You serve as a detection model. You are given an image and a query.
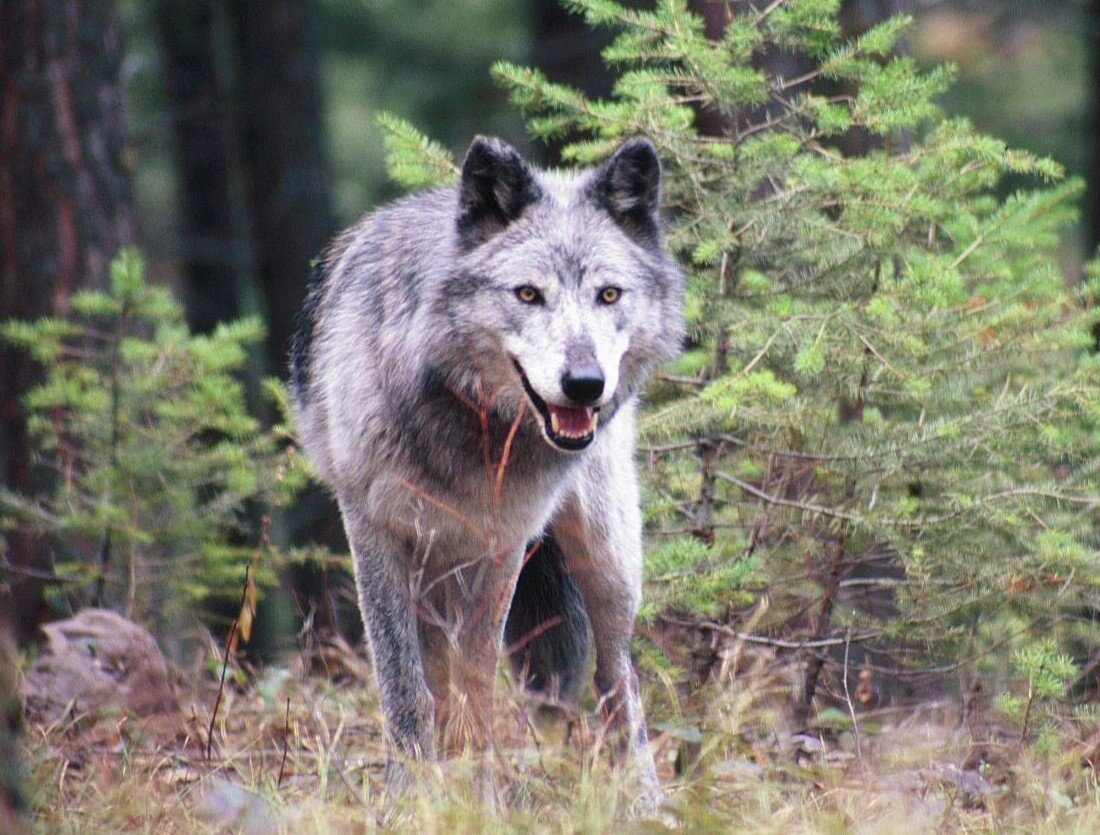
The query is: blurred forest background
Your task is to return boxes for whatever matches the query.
[3,0,1095,648]
[2,0,1100,828]
[0,0,1095,734]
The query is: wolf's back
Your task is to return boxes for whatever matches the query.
[289,188,457,409]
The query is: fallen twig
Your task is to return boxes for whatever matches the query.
[206,565,251,761]
[277,697,291,789]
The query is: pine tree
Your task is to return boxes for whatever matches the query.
[386,0,1100,711]
[1,249,307,635]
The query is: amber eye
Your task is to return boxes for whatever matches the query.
[515,285,543,305]
[598,286,622,305]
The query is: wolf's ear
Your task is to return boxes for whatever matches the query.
[457,136,541,249]
[592,138,662,245]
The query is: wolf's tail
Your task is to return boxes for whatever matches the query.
[504,532,590,706]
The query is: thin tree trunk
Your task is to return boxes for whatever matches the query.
[1088,0,1100,349]
[683,0,908,720]
[796,538,847,724]
[836,0,910,156]
[226,0,335,375]
[0,630,24,832]
[226,0,343,636]
[0,0,136,642]
[531,0,613,163]
[1091,0,1100,256]
[155,0,242,333]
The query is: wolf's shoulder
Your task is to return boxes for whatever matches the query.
[290,187,457,403]
[331,187,457,269]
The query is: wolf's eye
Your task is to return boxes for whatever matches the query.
[597,286,622,305]
[515,285,543,305]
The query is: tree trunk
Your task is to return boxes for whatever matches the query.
[226,0,335,376]
[530,0,613,164]
[1091,0,1100,257]
[837,0,909,156]
[1089,0,1100,349]
[0,631,24,832]
[0,0,136,643]
[155,0,242,334]
[226,0,344,638]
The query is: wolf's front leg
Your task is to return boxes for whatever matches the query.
[338,500,436,779]
[445,547,525,754]
[553,448,661,797]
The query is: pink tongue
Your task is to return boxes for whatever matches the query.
[548,404,594,434]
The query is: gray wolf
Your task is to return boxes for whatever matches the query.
[290,136,683,797]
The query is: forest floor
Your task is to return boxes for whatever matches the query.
[21,634,1100,834]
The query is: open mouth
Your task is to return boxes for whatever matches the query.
[512,361,599,452]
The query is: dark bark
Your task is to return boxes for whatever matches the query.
[1092,0,1100,256]
[226,0,344,637]
[155,0,242,333]
[691,441,720,545]
[796,539,847,725]
[836,0,910,157]
[841,0,907,31]
[0,0,136,642]
[530,0,613,164]
[226,0,335,376]
[1089,0,1100,349]
[688,0,908,140]
[0,631,24,833]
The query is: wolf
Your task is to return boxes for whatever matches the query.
[290,135,683,797]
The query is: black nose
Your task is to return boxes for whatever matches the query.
[561,365,605,405]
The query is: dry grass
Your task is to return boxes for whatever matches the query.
[21,641,1100,834]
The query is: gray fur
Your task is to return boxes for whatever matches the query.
[291,136,683,798]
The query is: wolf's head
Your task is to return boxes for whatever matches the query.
[440,136,684,453]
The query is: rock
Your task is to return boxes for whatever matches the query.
[22,609,178,724]
[938,762,993,806]
[788,730,827,758]
[710,758,765,781]
[194,776,278,834]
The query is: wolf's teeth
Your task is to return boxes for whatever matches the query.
[547,408,599,440]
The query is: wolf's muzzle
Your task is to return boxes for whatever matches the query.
[512,360,600,452]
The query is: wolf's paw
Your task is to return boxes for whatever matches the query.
[629,785,678,828]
